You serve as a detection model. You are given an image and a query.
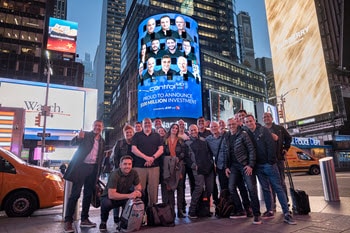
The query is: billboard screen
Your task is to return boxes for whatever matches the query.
[0,78,97,140]
[265,0,333,122]
[47,17,78,53]
[209,90,255,123]
[137,13,202,120]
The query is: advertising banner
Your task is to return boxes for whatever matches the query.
[137,13,202,120]
[47,17,78,53]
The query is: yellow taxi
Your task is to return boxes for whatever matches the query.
[285,146,321,175]
[0,148,64,217]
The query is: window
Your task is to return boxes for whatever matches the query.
[0,156,16,174]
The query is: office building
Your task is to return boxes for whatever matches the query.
[237,11,255,69]
[0,0,84,86]
[95,0,126,126]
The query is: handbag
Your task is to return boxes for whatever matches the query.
[146,203,175,227]
[91,179,105,208]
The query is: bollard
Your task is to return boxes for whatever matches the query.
[319,157,340,202]
[62,180,80,220]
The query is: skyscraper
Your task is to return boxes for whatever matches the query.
[95,0,126,126]
[237,11,255,69]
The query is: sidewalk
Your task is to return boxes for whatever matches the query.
[1,196,350,233]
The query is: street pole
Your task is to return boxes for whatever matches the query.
[280,88,298,128]
[40,51,52,167]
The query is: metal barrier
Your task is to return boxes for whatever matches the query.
[319,157,340,202]
[62,180,80,220]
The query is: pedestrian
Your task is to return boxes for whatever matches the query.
[225,118,259,222]
[110,124,135,224]
[99,155,142,232]
[263,112,292,210]
[131,118,163,208]
[186,124,214,219]
[59,163,67,175]
[243,115,296,225]
[63,120,105,233]
[162,123,188,218]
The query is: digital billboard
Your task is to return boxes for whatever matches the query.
[137,14,202,120]
[265,0,333,122]
[0,78,97,141]
[209,90,255,123]
[47,17,78,53]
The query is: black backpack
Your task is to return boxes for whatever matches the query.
[215,189,234,218]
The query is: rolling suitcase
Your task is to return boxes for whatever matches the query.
[285,159,311,215]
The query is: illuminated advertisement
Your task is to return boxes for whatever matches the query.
[256,102,279,125]
[0,78,97,140]
[137,14,202,120]
[47,17,78,53]
[209,90,255,123]
[265,0,333,122]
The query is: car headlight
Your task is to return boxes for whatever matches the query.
[43,171,63,182]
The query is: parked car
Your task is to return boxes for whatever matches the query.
[0,148,64,217]
[285,146,321,175]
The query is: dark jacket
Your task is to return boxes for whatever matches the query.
[245,125,276,165]
[111,139,132,168]
[64,131,105,183]
[225,128,256,169]
[267,123,292,160]
[185,136,213,175]
[163,137,188,161]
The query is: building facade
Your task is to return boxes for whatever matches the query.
[0,0,83,86]
[109,0,266,142]
[237,11,255,69]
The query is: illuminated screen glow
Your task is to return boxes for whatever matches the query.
[47,17,78,53]
[265,0,333,122]
[209,90,255,123]
[137,13,202,120]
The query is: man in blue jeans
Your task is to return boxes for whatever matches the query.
[99,155,142,232]
[225,118,260,223]
[243,115,296,225]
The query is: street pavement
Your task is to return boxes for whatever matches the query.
[1,194,350,233]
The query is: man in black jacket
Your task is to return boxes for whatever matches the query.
[185,124,214,219]
[63,120,105,233]
[263,112,292,208]
[225,118,260,223]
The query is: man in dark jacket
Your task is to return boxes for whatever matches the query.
[63,120,105,233]
[263,112,292,208]
[244,115,296,225]
[185,124,214,219]
[225,118,260,222]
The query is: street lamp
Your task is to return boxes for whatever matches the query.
[40,51,53,167]
[280,88,298,128]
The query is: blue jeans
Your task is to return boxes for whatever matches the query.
[272,160,289,205]
[255,163,289,214]
[189,170,214,215]
[100,197,127,222]
[228,163,260,216]
[64,163,97,222]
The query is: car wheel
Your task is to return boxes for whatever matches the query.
[4,190,38,217]
[309,165,320,175]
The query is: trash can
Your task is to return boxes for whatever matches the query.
[319,157,340,202]
[62,180,80,220]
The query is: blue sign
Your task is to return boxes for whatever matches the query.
[137,13,202,120]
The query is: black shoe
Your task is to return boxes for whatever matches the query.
[80,219,97,228]
[99,222,107,232]
[114,216,120,224]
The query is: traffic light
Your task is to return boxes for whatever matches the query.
[35,114,41,126]
[278,110,284,118]
[45,145,55,153]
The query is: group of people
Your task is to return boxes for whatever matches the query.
[63,110,296,233]
[139,15,200,85]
